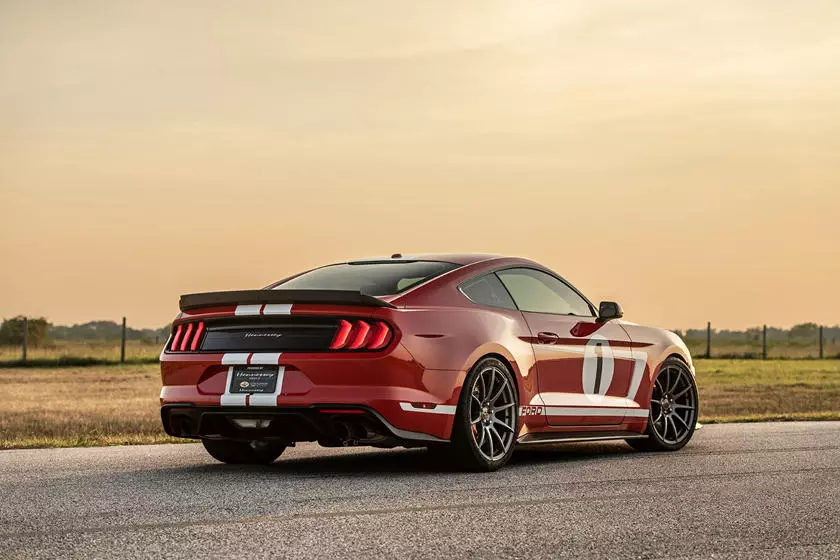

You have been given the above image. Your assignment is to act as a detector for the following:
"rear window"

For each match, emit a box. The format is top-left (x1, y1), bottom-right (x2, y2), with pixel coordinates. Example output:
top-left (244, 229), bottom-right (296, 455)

top-left (272, 261), bottom-right (460, 296)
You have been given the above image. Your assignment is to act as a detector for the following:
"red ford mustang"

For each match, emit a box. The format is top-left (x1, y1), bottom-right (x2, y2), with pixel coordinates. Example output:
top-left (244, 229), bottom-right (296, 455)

top-left (160, 254), bottom-right (698, 471)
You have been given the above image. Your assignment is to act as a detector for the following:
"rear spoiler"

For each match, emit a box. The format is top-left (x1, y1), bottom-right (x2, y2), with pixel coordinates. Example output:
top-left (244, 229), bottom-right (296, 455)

top-left (179, 290), bottom-right (397, 312)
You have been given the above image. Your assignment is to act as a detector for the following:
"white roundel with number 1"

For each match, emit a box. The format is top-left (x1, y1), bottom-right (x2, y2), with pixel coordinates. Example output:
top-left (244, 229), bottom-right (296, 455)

top-left (582, 334), bottom-right (614, 403)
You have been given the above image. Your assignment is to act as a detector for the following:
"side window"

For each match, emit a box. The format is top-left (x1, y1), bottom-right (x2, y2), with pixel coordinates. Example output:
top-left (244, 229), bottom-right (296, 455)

top-left (459, 274), bottom-right (517, 310)
top-left (496, 268), bottom-right (594, 316)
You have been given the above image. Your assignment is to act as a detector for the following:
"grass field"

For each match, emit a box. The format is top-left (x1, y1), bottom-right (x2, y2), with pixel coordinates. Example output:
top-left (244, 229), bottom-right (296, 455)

top-left (0, 341), bottom-right (161, 365)
top-left (0, 360), bottom-right (838, 449)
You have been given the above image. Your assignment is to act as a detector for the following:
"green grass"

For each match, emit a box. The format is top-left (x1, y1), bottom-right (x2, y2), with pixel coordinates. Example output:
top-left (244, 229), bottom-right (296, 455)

top-left (0, 360), bottom-right (838, 450)
top-left (695, 359), bottom-right (840, 422)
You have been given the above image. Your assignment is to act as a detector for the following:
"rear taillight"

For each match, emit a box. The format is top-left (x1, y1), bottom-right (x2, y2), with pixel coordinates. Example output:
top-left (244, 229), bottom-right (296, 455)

top-left (329, 320), bottom-right (392, 351)
top-left (329, 320), bottom-right (353, 349)
top-left (169, 321), bottom-right (205, 352)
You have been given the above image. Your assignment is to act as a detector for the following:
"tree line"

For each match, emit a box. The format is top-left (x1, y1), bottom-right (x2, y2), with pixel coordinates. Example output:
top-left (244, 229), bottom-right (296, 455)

top-left (0, 317), bottom-right (170, 346)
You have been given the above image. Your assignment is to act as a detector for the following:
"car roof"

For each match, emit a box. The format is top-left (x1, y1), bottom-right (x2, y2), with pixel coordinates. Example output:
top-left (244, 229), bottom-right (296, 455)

top-left (347, 253), bottom-right (504, 266)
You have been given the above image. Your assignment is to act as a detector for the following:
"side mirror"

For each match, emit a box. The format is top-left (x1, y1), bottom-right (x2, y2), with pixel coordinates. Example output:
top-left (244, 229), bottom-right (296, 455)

top-left (598, 301), bottom-right (624, 322)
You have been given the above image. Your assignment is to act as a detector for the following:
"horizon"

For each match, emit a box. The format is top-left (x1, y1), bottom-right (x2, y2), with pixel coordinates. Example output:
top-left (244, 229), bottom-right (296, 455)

top-left (2, 0), bottom-right (839, 331)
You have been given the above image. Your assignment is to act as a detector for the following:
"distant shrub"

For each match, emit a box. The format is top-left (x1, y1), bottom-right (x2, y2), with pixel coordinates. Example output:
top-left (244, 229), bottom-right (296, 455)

top-left (0, 317), bottom-right (49, 346)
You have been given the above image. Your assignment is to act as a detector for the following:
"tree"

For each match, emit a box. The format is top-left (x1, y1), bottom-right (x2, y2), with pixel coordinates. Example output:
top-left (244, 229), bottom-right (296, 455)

top-left (0, 316), bottom-right (49, 346)
top-left (789, 323), bottom-right (818, 340)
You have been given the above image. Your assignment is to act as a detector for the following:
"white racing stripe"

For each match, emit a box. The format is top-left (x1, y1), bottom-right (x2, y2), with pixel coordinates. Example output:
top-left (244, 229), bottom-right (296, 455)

top-left (399, 402), bottom-right (457, 415)
top-left (221, 353), bottom-right (250, 365)
top-left (220, 352), bottom-right (284, 365)
top-left (263, 304), bottom-right (292, 315)
top-left (220, 367), bottom-right (248, 406)
top-left (249, 353), bottom-right (283, 365)
top-left (234, 304), bottom-right (263, 316)
top-left (234, 303), bottom-right (293, 316)
top-left (249, 367), bottom-right (286, 406)
top-left (533, 393), bottom-right (639, 408)
top-left (544, 406), bottom-right (649, 417)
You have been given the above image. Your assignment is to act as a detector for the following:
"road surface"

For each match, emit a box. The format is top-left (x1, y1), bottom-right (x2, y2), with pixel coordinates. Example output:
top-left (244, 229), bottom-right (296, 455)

top-left (1, 422), bottom-right (838, 559)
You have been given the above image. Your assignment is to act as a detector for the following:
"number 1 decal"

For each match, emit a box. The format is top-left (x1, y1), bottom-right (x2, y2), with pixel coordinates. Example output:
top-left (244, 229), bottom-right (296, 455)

top-left (582, 335), bottom-right (648, 404)
top-left (583, 335), bottom-right (614, 403)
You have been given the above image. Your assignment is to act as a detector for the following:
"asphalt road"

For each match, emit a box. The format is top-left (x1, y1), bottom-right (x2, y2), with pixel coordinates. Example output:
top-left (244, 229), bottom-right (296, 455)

top-left (1, 422), bottom-right (838, 559)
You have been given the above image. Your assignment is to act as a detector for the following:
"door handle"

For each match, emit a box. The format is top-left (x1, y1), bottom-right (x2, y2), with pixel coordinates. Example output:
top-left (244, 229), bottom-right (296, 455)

top-left (537, 331), bottom-right (560, 343)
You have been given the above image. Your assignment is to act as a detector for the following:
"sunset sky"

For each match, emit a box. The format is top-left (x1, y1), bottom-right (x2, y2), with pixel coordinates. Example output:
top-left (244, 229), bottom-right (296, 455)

top-left (1, 0), bottom-right (838, 330)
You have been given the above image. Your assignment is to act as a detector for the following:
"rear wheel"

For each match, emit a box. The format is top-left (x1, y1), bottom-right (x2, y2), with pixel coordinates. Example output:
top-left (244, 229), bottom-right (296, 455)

top-left (449, 357), bottom-right (518, 471)
top-left (627, 357), bottom-right (698, 451)
top-left (202, 439), bottom-right (286, 464)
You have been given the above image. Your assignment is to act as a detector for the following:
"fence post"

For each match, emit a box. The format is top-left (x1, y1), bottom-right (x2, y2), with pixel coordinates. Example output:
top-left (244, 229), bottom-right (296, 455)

top-left (22, 317), bottom-right (28, 363)
top-left (120, 317), bottom-right (127, 364)
top-left (706, 321), bottom-right (711, 359)
top-left (819, 325), bottom-right (824, 360)
top-left (762, 325), bottom-right (767, 360)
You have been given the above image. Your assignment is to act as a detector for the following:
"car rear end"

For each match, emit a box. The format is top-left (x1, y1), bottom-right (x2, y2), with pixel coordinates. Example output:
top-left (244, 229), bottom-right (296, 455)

top-left (160, 260), bottom-right (466, 450)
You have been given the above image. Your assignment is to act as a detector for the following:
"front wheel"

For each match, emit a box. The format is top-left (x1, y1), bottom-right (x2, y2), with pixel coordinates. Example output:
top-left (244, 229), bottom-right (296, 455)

top-left (627, 357), bottom-right (699, 452)
top-left (450, 357), bottom-right (519, 471)
top-left (202, 439), bottom-right (286, 464)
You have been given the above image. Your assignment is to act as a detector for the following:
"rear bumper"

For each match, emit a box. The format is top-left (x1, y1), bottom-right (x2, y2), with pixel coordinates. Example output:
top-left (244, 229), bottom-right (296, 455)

top-left (159, 344), bottom-right (465, 442)
top-left (161, 404), bottom-right (447, 446)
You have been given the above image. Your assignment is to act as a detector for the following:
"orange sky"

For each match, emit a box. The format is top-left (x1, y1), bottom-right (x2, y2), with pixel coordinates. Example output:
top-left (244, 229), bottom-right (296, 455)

top-left (1, 0), bottom-right (839, 330)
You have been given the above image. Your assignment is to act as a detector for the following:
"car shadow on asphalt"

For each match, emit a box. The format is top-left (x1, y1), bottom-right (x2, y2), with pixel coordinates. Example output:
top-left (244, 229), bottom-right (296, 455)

top-left (182, 440), bottom-right (640, 477)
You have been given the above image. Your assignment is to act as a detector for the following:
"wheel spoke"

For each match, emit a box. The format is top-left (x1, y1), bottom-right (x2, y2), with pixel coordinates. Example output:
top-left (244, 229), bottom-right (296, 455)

top-left (493, 402), bottom-right (514, 413)
top-left (486, 369), bottom-right (496, 401)
top-left (489, 379), bottom-right (508, 404)
top-left (673, 385), bottom-right (692, 399)
top-left (673, 403), bottom-right (694, 410)
top-left (665, 368), bottom-right (678, 393)
top-left (654, 377), bottom-right (665, 397)
top-left (663, 416), bottom-right (672, 441)
top-left (673, 413), bottom-right (690, 432)
top-left (489, 426), bottom-right (505, 457)
top-left (652, 408), bottom-right (664, 423)
top-left (492, 417), bottom-right (513, 432)
top-left (487, 426), bottom-right (495, 457)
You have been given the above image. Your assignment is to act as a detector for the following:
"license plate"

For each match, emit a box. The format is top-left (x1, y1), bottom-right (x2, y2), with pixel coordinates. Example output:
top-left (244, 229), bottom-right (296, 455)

top-left (229, 366), bottom-right (279, 394)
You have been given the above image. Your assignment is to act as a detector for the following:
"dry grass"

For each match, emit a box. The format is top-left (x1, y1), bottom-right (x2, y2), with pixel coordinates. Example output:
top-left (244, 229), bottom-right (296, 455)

top-left (0, 364), bottom-right (178, 449)
top-left (1, 360), bottom-right (838, 449)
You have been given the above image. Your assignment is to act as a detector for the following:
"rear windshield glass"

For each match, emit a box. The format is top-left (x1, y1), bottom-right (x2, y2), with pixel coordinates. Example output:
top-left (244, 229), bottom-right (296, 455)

top-left (272, 261), bottom-right (460, 296)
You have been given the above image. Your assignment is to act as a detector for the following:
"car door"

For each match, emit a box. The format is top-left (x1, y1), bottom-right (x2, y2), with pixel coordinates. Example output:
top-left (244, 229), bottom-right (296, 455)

top-left (496, 268), bottom-right (640, 426)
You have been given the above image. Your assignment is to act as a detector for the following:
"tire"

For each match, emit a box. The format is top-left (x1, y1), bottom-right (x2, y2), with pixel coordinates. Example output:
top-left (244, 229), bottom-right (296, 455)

top-left (202, 439), bottom-right (286, 465)
top-left (450, 357), bottom-right (519, 471)
top-left (626, 357), bottom-right (699, 452)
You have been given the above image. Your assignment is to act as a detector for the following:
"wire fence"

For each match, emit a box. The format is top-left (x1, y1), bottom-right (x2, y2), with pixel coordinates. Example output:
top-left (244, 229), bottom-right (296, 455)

top-left (679, 323), bottom-right (838, 360)
top-left (1, 317), bottom-right (838, 366)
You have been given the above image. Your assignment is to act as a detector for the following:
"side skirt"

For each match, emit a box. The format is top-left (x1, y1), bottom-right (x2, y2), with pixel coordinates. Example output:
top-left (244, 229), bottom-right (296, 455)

top-left (517, 431), bottom-right (648, 446)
